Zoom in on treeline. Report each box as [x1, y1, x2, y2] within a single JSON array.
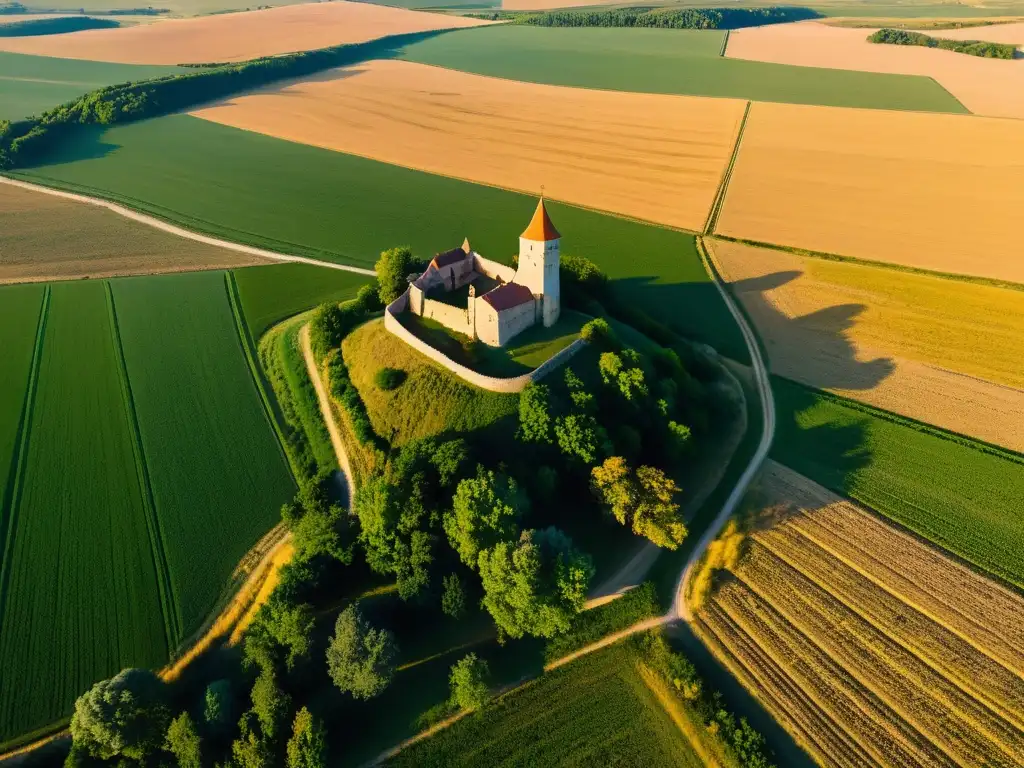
[[0, 16, 119, 35], [868, 28, 1018, 59], [0, 3, 167, 14], [0, 29, 445, 169], [469, 6, 820, 30]]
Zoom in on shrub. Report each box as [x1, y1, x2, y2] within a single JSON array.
[[165, 712, 202, 768], [326, 603, 398, 700], [441, 573, 467, 619], [374, 367, 406, 391], [448, 653, 490, 711], [326, 349, 376, 445], [354, 282, 383, 312], [580, 317, 618, 349]]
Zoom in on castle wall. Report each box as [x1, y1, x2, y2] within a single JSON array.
[[495, 299, 537, 347], [421, 297, 474, 338], [409, 283, 425, 315], [474, 298, 501, 347], [473, 253, 516, 284]]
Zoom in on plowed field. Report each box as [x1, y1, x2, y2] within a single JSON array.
[[716, 101, 1024, 284], [696, 461, 1024, 768], [191, 59, 745, 232], [0, 1, 490, 64], [709, 239, 1024, 451], [726, 21, 1024, 119]]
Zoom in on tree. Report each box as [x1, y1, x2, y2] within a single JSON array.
[[579, 317, 617, 349], [165, 712, 202, 768], [286, 707, 328, 768], [441, 573, 467, 619], [477, 528, 594, 639], [554, 413, 602, 465], [376, 246, 414, 305], [448, 653, 490, 711], [243, 596, 316, 672], [517, 382, 553, 444], [203, 680, 233, 737], [326, 603, 398, 700], [70, 669, 170, 761], [591, 457, 686, 549], [431, 438, 469, 487], [232, 712, 272, 768], [444, 468, 527, 569], [251, 668, 292, 743], [598, 350, 647, 400]]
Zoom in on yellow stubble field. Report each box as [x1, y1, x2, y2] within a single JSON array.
[[190, 59, 746, 232], [715, 101, 1024, 284], [696, 461, 1024, 768], [707, 238, 1024, 452], [0, 2, 490, 65]]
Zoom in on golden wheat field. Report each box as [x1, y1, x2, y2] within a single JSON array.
[[726, 21, 1024, 119], [695, 461, 1024, 768], [716, 101, 1024, 284], [191, 59, 746, 232], [0, 182, 262, 283], [707, 239, 1024, 452], [0, 2, 490, 64]]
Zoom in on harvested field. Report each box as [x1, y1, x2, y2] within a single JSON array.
[[716, 101, 1024, 284], [0, 182, 263, 283], [696, 461, 1024, 768], [726, 21, 1024, 119], [0, 1, 490, 64], [928, 20, 1024, 43], [709, 239, 1024, 452], [192, 59, 745, 232]]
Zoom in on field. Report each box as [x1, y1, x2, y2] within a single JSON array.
[[0, 51, 182, 120], [191, 59, 746, 232], [397, 25, 966, 112], [233, 262, 371, 339], [709, 238, 1024, 452], [388, 644, 705, 768], [716, 101, 1024, 284], [0, 181, 263, 284], [0, 281, 170, 743], [0, 1, 489, 64], [110, 271, 294, 633], [16, 115, 748, 361], [343, 318, 518, 446], [772, 376, 1024, 589], [726, 21, 1024, 118], [696, 461, 1024, 768]]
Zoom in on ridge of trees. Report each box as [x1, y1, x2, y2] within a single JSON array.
[[469, 6, 821, 30], [868, 27, 1018, 58]]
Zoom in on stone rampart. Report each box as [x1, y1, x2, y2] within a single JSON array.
[[473, 254, 516, 283], [421, 297, 474, 337]]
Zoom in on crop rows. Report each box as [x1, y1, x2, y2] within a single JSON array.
[[697, 463, 1024, 768]]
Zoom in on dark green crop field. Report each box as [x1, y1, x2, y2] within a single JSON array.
[[0, 51, 184, 121], [111, 271, 294, 633], [388, 644, 704, 767], [16, 115, 747, 361], [396, 26, 966, 113], [772, 377, 1024, 589], [234, 262, 372, 339]]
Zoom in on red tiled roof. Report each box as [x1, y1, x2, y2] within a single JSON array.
[[431, 248, 468, 269], [481, 282, 534, 311], [520, 198, 560, 241]]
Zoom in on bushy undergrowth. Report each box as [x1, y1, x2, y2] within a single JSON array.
[[543, 582, 660, 663], [868, 28, 1017, 58]]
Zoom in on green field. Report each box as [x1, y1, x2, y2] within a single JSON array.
[[15, 115, 747, 361], [0, 281, 170, 744], [388, 643, 703, 767], [233, 262, 371, 339], [396, 25, 966, 112], [0, 51, 183, 121], [111, 271, 294, 633], [772, 376, 1024, 589]]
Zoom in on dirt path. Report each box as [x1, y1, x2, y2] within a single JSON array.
[[0, 176, 376, 278], [299, 324, 356, 510]]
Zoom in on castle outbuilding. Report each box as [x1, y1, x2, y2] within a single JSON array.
[[400, 197, 562, 347]]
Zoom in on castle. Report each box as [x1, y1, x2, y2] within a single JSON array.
[[402, 197, 562, 347]]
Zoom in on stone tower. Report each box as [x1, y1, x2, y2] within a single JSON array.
[[516, 197, 561, 327]]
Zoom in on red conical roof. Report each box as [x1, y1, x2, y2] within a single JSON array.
[[520, 197, 560, 241]]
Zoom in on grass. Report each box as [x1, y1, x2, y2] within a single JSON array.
[[232, 262, 372, 339], [387, 643, 705, 767], [771, 376, 1024, 589], [544, 583, 660, 664], [398, 310, 586, 378], [110, 270, 295, 637], [0, 51, 183, 121], [342, 318, 518, 447], [397, 25, 967, 113], [0, 281, 170, 744], [15, 114, 748, 362]]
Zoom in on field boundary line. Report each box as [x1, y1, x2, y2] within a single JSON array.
[[0, 285, 49, 630], [0, 175, 377, 277], [719, 29, 731, 57], [710, 234, 1024, 293], [224, 272, 296, 489], [673, 237, 775, 622], [106, 282, 181, 648], [703, 101, 750, 236]]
